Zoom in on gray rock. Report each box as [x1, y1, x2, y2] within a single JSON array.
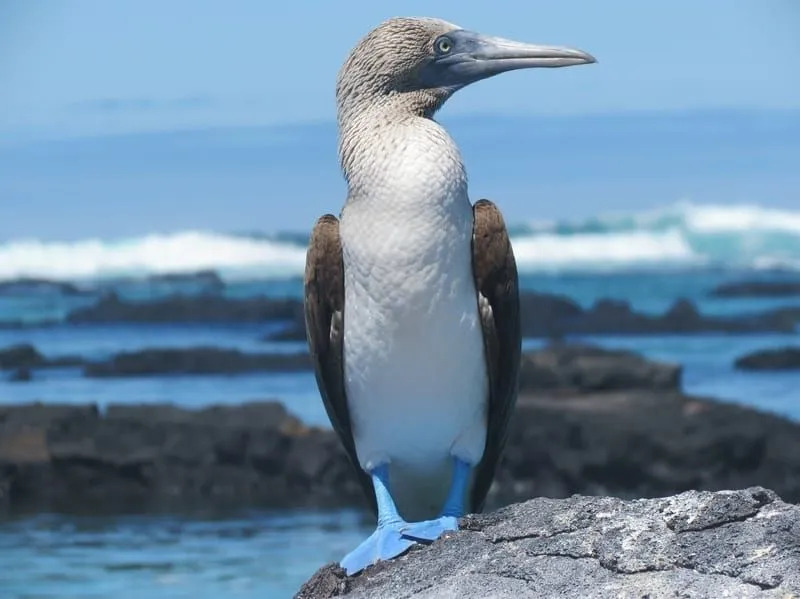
[[711, 280, 800, 298], [519, 343, 681, 393], [263, 292, 800, 342], [295, 487, 800, 599], [67, 292, 302, 323], [735, 346, 800, 371], [83, 347, 312, 377], [0, 344, 44, 369]]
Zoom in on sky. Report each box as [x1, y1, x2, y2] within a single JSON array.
[[1, 0, 799, 239]]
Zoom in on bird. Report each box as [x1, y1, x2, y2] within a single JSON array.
[[304, 17, 595, 575]]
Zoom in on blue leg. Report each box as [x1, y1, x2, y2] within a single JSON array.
[[399, 457, 471, 542], [340, 465, 417, 575]]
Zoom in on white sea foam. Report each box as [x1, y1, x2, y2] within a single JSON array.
[[680, 202, 800, 234], [0, 231, 307, 281], [511, 229, 697, 270], [0, 202, 798, 281]]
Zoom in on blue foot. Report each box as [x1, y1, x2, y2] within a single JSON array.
[[401, 515, 459, 542], [340, 524, 417, 575]]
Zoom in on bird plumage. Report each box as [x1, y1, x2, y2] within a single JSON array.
[[303, 15, 592, 574]]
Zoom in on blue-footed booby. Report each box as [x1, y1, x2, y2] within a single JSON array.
[[304, 17, 594, 575]]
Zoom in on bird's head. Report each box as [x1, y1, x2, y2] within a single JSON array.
[[336, 17, 595, 119]]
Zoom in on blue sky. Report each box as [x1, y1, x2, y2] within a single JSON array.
[[1, 1, 799, 239]]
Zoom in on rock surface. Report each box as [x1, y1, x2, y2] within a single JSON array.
[[0, 277, 86, 296], [0, 344, 44, 369], [711, 279, 800, 298], [64, 292, 800, 337], [518, 343, 681, 392], [2, 380, 800, 513], [735, 346, 800, 371], [67, 292, 302, 323], [295, 487, 800, 599], [83, 347, 312, 377], [0, 344, 83, 370], [529, 296, 797, 337], [0, 401, 364, 514]]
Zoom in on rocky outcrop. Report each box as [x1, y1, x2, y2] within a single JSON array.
[[518, 343, 681, 392], [711, 279, 800, 298], [296, 487, 800, 599], [735, 346, 800, 371], [80, 343, 679, 384], [527, 296, 798, 337], [142, 269, 225, 293], [0, 401, 363, 514], [83, 347, 312, 377], [0, 344, 83, 370], [67, 292, 302, 323], [2, 382, 800, 514], [491, 389, 800, 507], [0, 277, 86, 296], [264, 293, 800, 342], [0, 344, 44, 369], [62, 291, 800, 338], [2, 345, 799, 514]]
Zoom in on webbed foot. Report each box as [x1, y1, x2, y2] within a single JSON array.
[[340, 523, 417, 575], [400, 515, 459, 542]]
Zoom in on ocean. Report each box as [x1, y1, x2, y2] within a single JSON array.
[[1, 202, 799, 598]]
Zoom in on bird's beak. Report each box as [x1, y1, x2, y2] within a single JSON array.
[[428, 30, 595, 88], [469, 34, 596, 70]]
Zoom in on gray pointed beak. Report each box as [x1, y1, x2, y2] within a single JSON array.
[[423, 29, 596, 89], [472, 35, 596, 70]]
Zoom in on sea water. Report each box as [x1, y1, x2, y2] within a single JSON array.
[[1, 202, 799, 597]]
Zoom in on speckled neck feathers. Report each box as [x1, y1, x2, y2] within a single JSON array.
[[336, 17, 462, 193]]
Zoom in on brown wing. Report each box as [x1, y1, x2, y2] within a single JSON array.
[[469, 199, 521, 512], [303, 214, 376, 513]]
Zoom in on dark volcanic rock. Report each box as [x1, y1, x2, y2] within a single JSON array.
[[63, 289, 800, 339], [8, 367, 32, 382], [296, 487, 800, 599], [549, 297, 795, 336], [264, 292, 799, 342], [491, 390, 800, 507], [0, 277, 86, 296], [0, 402, 364, 514], [519, 344, 681, 393], [2, 386, 800, 515], [711, 279, 800, 298], [2, 346, 800, 515], [67, 293, 303, 323], [145, 270, 225, 294], [0, 344, 44, 369], [262, 309, 308, 342], [84, 347, 312, 377], [0, 344, 84, 370], [735, 346, 800, 371], [518, 292, 583, 339]]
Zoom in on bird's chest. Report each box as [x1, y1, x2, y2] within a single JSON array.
[[340, 192, 474, 320], [339, 126, 473, 312]]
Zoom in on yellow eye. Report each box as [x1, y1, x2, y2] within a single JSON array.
[[436, 37, 452, 54]]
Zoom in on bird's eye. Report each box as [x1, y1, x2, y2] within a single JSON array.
[[435, 37, 453, 54]]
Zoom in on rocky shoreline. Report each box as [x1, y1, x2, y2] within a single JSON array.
[[735, 346, 800, 370], [2, 289, 797, 338], [296, 487, 800, 598], [2, 345, 798, 515]]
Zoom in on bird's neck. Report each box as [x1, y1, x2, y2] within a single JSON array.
[[338, 101, 467, 207]]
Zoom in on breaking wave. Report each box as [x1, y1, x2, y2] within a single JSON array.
[[0, 231, 306, 281], [1, 202, 799, 281]]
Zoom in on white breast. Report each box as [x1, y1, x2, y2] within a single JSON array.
[[339, 118, 488, 519]]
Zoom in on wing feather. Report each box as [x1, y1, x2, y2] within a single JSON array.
[[303, 214, 375, 513], [469, 199, 521, 512]]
